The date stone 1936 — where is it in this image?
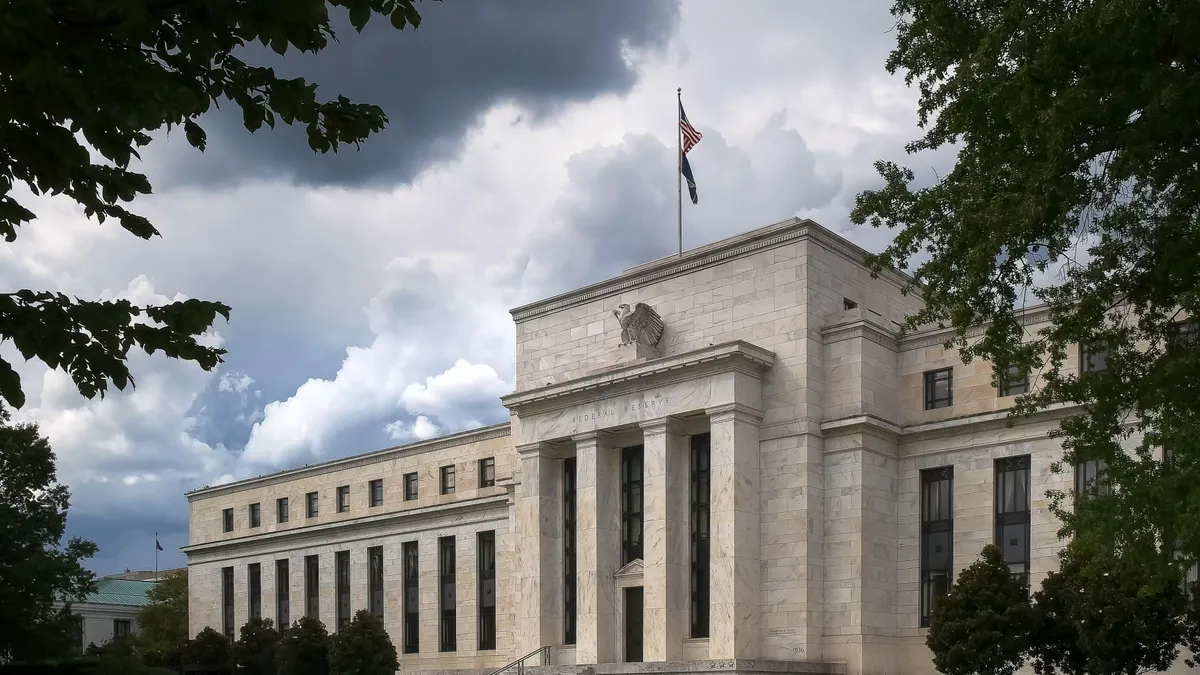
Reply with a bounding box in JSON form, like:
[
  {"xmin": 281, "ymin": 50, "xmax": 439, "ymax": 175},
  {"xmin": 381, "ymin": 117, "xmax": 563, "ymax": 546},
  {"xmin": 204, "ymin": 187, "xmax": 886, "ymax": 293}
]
[{"xmin": 612, "ymin": 302, "xmax": 665, "ymax": 349}]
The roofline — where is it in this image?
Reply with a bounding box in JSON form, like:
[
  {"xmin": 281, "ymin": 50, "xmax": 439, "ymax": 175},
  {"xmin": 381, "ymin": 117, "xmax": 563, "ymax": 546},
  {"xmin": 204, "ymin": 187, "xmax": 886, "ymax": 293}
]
[
  {"xmin": 507, "ymin": 217, "xmax": 911, "ymax": 323},
  {"xmin": 185, "ymin": 421, "xmax": 511, "ymax": 501}
]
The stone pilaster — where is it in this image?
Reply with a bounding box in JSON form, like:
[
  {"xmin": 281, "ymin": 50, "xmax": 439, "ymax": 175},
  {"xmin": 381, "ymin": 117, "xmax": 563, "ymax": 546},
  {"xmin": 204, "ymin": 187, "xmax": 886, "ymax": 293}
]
[
  {"xmin": 574, "ymin": 431, "xmax": 620, "ymax": 664},
  {"xmin": 516, "ymin": 442, "xmax": 564, "ymax": 653},
  {"xmin": 706, "ymin": 403, "xmax": 762, "ymax": 659},
  {"xmin": 640, "ymin": 416, "xmax": 690, "ymax": 662}
]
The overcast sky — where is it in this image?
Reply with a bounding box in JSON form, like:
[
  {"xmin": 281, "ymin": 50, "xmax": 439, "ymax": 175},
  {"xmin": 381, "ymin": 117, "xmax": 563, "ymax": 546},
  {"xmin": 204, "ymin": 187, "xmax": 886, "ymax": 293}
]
[{"xmin": 1, "ymin": 0, "xmax": 954, "ymax": 575}]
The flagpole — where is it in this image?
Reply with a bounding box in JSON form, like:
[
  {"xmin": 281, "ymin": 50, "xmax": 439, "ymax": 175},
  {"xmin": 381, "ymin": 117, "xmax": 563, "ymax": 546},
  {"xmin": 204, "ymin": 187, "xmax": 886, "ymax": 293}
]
[
  {"xmin": 154, "ymin": 532, "xmax": 158, "ymax": 582},
  {"xmin": 677, "ymin": 87, "xmax": 683, "ymax": 258}
]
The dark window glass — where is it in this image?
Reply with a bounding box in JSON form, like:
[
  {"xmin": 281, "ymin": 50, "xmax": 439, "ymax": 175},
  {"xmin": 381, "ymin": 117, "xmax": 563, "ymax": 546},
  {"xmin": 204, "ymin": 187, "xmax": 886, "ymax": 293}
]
[
  {"xmin": 306, "ymin": 492, "xmax": 319, "ymax": 518},
  {"xmin": 249, "ymin": 503, "xmax": 261, "ymax": 528},
  {"xmin": 621, "ymin": 445, "xmax": 645, "ymax": 565},
  {"xmin": 439, "ymin": 536, "xmax": 457, "ymax": 651},
  {"xmin": 223, "ymin": 508, "xmax": 234, "ymax": 533},
  {"xmin": 690, "ymin": 433, "xmax": 711, "ymax": 638},
  {"xmin": 563, "ymin": 458, "xmax": 577, "ymax": 645},
  {"xmin": 923, "ymin": 368, "xmax": 953, "ymax": 409},
  {"xmin": 336, "ymin": 550, "xmax": 350, "ymax": 630},
  {"xmin": 249, "ymin": 562, "xmax": 262, "ymax": 619},
  {"xmin": 276, "ymin": 559, "xmax": 290, "ymax": 629},
  {"xmin": 1081, "ymin": 344, "xmax": 1108, "ymax": 372},
  {"xmin": 113, "ymin": 619, "xmax": 131, "ymax": 639},
  {"xmin": 277, "ymin": 498, "xmax": 289, "ymax": 524},
  {"xmin": 479, "ymin": 458, "xmax": 496, "ymax": 488},
  {"xmin": 369, "ymin": 546, "xmax": 384, "ymax": 620},
  {"xmin": 304, "ymin": 555, "xmax": 319, "ymax": 619},
  {"xmin": 1075, "ymin": 458, "xmax": 1110, "ymax": 498},
  {"xmin": 478, "ymin": 531, "xmax": 496, "ymax": 650},
  {"xmin": 336, "ymin": 486, "xmax": 350, "ymax": 513},
  {"xmin": 843, "ymin": 297, "xmax": 858, "ymax": 310},
  {"xmin": 440, "ymin": 466, "xmax": 456, "ymax": 495},
  {"xmin": 222, "ymin": 566, "xmax": 235, "ymax": 640},
  {"xmin": 920, "ymin": 466, "xmax": 954, "ymax": 627},
  {"xmin": 1170, "ymin": 321, "xmax": 1200, "ymax": 350},
  {"xmin": 403, "ymin": 541, "xmax": 419, "ymax": 654},
  {"xmin": 995, "ymin": 456, "xmax": 1031, "ymax": 586},
  {"xmin": 1000, "ymin": 365, "xmax": 1029, "ymax": 397},
  {"xmin": 369, "ymin": 479, "xmax": 384, "ymax": 507},
  {"xmin": 404, "ymin": 472, "xmax": 419, "ymax": 501},
  {"xmin": 73, "ymin": 617, "xmax": 83, "ymax": 654}
]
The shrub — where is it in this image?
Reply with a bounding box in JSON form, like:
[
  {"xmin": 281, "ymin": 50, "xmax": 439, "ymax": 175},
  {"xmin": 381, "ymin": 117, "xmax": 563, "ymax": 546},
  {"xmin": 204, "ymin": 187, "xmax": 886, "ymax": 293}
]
[
  {"xmin": 276, "ymin": 617, "xmax": 330, "ymax": 675},
  {"xmin": 234, "ymin": 617, "xmax": 280, "ymax": 675},
  {"xmin": 328, "ymin": 610, "xmax": 397, "ymax": 675},
  {"xmin": 181, "ymin": 627, "xmax": 232, "ymax": 674}
]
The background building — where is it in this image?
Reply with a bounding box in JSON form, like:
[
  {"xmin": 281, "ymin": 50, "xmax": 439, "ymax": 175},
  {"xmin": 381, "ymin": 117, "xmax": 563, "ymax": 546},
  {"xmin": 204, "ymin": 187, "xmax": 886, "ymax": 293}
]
[
  {"xmin": 184, "ymin": 218, "xmax": 1194, "ymax": 675},
  {"xmin": 68, "ymin": 576, "xmax": 165, "ymax": 651}
]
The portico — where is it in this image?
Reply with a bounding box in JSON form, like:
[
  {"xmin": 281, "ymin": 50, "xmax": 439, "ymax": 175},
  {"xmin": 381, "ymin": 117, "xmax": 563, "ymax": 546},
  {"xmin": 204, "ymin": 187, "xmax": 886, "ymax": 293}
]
[{"xmin": 502, "ymin": 340, "xmax": 774, "ymax": 665}]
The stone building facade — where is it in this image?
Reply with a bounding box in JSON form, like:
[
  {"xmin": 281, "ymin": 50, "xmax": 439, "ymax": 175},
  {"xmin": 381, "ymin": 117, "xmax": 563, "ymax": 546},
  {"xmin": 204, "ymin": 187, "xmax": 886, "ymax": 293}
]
[{"xmin": 184, "ymin": 218, "xmax": 1194, "ymax": 675}]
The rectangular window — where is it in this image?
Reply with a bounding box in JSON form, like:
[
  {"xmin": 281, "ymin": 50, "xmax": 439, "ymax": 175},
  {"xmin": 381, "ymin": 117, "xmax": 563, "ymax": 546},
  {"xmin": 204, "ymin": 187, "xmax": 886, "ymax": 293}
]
[
  {"xmin": 113, "ymin": 619, "xmax": 131, "ymax": 639},
  {"xmin": 304, "ymin": 555, "xmax": 319, "ymax": 619},
  {"xmin": 336, "ymin": 550, "xmax": 350, "ymax": 630},
  {"xmin": 621, "ymin": 445, "xmax": 645, "ymax": 566},
  {"xmin": 920, "ymin": 466, "xmax": 954, "ymax": 627},
  {"xmin": 369, "ymin": 479, "xmax": 384, "ymax": 507},
  {"xmin": 336, "ymin": 486, "xmax": 350, "ymax": 513},
  {"xmin": 439, "ymin": 536, "xmax": 457, "ymax": 652},
  {"xmin": 249, "ymin": 503, "xmax": 261, "ymax": 528},
  {"xmin": 404, "ymin": 472, "xmax": 419, "ymax": 501},
  {"xmin": 222, "ymin": 566, "xmax": 235, "ymax": 640},
  {"xmin": 277, "ymin": 497, "xmax": 289, "ymax": 524},
  {"xmin": 478, "ymin": 458, "xmax": 496, "ymax": 488},
  {"xmin": 690, "ymin": 433, "xmax": 711, "ymax": 638},
  {"xmin": 440, "ymin": 465, "xmax": 456, "ymax": 495},
  {"xmin": 1081, "ymin": 344, "xmax": 1108, "ymax": 372},
  {"xmin": 306, "ymin": 491, "xmax": 319, "ymax": 518},
  {"xmin": 999, "ymin": 365, "xmax": 1029, "ymax": 397},
  {"xmin": 923, "ymin": 368, "xmax": 953, "ymax": 409},
  {"xmin": 477, "ymin": 531, "xmax": 496, "ymax": 650},
  {"xmin": 995, "ymin": 456, "xmax": 1031, "ymax": 584},
  {"xmin": 276, "ymin": 559, "xmax": 290, "ymax": 629},
  {"xmin": 563, "ymin": 457, "xmax": 577, "ymax": 645},
  {"xmin": 403, "ymin": 541, "xmax": 419, "ymax": 654},
  {"xmin": 223, "ymin": 508, "xmax": 234, "ymax": 533},
  {"xmin": 248, "ymin": 562, "xmax": 262, "ymax": 619},
  {"xmin": 1170, "ymin": 321, "xmax": 1200, "ymax": 350},
  {"xmin": 1075, "ymin": 458, "xmax": 1110, "ymax": 498},
  {"xmin": 369, "ymin": 546, "xmax": 384, "ymax": 620}
]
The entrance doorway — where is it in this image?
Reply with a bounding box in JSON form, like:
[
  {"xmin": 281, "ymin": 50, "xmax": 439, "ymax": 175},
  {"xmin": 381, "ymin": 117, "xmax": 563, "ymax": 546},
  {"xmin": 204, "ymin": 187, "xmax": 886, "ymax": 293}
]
[{"xmin": 624, "ymin": 586, "xmax": 643, "ymax": 662}]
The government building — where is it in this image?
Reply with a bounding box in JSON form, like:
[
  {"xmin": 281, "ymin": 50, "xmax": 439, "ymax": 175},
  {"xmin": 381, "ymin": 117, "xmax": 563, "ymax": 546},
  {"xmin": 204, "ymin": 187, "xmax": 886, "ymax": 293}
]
[{"xmin": 184, "ymin": 218, "xmax": 1194, "ymax": 675}]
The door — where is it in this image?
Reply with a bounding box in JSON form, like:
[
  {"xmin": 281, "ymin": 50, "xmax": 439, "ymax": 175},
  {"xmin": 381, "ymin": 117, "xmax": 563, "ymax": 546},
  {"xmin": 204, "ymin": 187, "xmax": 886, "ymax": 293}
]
[{"xmin": 624, "ymin": 586, "xmax": 644, "ymax": 662}]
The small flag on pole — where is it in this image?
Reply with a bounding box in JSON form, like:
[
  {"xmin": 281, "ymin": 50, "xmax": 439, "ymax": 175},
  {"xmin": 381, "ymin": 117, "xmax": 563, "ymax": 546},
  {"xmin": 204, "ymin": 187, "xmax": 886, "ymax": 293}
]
[
  {"xmin": 679, "ymin": 100, "xmax": 702, "ymax": 204},
  {"xmin": 155, "ymin": 537, "xmax": 163, "ymax": 552}
]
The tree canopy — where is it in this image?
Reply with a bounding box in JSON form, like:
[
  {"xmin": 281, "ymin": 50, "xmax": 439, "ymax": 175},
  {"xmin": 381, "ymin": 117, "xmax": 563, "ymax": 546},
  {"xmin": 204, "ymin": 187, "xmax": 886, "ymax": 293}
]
[
  {"xmin": 0, "ymin": 0, "xmax": 435, "ymax": 410},
  {"xmin": 328, "ymin": 610, "xmax": 397, "ymax": 675},
  {"xmin": 137, "ymin": 568, "xmax": 189, "ymax": 655},
  {"xmin": 0, "ymin": 404, "xmax": 97, "ymax": 662},
  {"xmin": 852, "ymin": 0, "xmax": 1200, "ymax": 585}
]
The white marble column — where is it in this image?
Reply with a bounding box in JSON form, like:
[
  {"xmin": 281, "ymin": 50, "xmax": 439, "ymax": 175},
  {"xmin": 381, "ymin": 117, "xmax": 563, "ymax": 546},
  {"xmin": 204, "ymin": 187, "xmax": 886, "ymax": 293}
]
[
  {"xmin": 516, "ymin": 442, "xmax": 564, "ymax": 653},
  {"xmin": 574, "ymin": 431, "xmax": 620, "ymax": 664},
  {"xmin": 707, "ymin": 403, "xmax": 762, "ymax": 659},
  {"xmin": 641, "ymin": 417, "xmax": 690, "ymax": 661}
]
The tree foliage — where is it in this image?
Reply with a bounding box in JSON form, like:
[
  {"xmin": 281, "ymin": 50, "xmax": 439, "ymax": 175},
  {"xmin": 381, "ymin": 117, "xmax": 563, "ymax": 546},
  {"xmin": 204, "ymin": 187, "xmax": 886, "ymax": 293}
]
[
  {"xmin": 929, "ymin": 544, "xmax": 1195, "ymax": 675},
  {"xmin": 277, "ymin": 616, "xmax": 330, "ymax": 675},
  {"xmin": 328, "ymin": 610, "xmax": 397, "ymax": 675},
  {"xmin": 182, "ymin": 626, "xmax": 233, "ymax": 671},
  {"xmin": 852, "ymin": 0, "xmax": 1200, "ymax": 586},
  {"xmin": 235, "ymin": 617, "xmax": 280, "ymax": 675},
  {"xmin": 0, "ymin": 0, "xmax": 436, "ymax": 410},
  {"xmin": 137, "ymin": 568, "xmax": 189, "ymax": 655},
  {"xmin": 0, "ymin": 404, "xmax": 97, "ymax": 662}
]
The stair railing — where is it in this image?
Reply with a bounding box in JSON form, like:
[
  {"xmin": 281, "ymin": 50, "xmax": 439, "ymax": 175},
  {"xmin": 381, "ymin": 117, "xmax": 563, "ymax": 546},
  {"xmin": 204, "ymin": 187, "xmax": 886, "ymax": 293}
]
[{"xmin": 487, "ymin": 645, "xmax": 552, "ymax": 675}]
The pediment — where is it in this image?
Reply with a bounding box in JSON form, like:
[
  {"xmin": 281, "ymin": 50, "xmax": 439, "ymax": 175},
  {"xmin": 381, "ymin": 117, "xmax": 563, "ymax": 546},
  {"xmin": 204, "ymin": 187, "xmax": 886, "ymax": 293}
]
[{"xmin": 613, "ymin": 558, "xmax": 644, "ymax": 584}]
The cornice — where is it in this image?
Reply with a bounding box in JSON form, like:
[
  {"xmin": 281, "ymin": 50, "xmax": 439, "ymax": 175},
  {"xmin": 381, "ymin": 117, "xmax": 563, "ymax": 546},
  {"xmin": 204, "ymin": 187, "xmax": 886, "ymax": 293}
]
[
  {"xmin": 899, "ymin": 304, "xmax": 1053, "ymax": 351},
  {"xmin": 705, "ymin": 402, "xmax": 766, "ymax": 425},
  {"xmin": 509, "ymin": 217, "xmax": 910, "ymax": 323},
  {"xmin": 820, "ymin": 414, "xmax": 903, "ymax": 441},
  {"xmin": 500, "ymin": 340, "xmax": 775, "ymax": 415},
  {"xmin": 900, "ymin": 402, "xmax": 1080, "ymax": 443},
  {"xmin": 822, "ymin": 311, "xmax": 901, "ymax": 351},
  {"xmin": 182, "ymin": 494, "xmax": 509, "ymax": 558},
  {"xmin": 185, "ymin": 423, "xmax": 511, "ymax": 501}
]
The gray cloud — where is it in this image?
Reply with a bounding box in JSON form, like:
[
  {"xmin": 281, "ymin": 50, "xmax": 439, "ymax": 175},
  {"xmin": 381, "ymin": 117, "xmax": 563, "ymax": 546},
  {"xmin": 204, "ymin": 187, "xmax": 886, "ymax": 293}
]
[{"xmin": 153, "ymin": 0, "xmax": 681, "ymax": 188}]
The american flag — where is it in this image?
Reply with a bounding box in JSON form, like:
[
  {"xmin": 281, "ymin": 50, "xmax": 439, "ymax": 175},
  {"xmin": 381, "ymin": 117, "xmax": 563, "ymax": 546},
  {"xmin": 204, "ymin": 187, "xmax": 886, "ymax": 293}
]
[{"xmin": 680, "ymin": 102, "xmax": 702, "ymax": 154}]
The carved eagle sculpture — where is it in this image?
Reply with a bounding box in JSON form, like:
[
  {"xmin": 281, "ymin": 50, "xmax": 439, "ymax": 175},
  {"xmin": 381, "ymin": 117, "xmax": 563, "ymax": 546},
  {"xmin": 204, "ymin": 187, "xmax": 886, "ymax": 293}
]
[{"xmin": 613, "ymin": 302, "xmax": 665, "ymax": 348}]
